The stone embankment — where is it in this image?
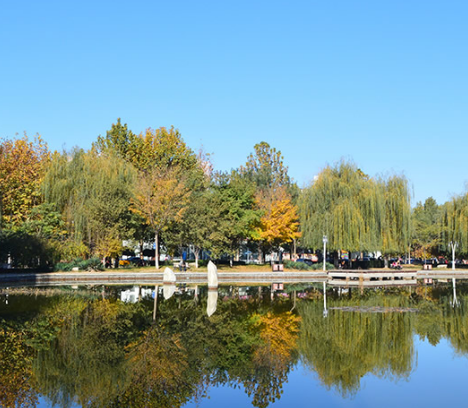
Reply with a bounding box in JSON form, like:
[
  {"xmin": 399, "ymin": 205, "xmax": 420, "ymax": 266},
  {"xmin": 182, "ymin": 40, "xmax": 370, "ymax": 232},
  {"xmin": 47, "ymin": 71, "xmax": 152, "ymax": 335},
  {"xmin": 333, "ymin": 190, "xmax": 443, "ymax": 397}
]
[{"xmin": 0, "ymin": 269, "xmax": 466, "ymax": 287}]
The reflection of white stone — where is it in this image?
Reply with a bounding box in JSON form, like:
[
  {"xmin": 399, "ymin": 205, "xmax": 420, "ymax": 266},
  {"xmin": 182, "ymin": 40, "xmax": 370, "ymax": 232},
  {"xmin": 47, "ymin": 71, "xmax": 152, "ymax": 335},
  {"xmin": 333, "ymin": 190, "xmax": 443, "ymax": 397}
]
[
  {"xmin": 163, "ymin": 284, "xmax": 176, "ymax": 300},
  {"xmin": 207, "ymin": 261, "xmax": 218, "ymax": 288},
  {"xmin": 207, "ymin": 289, "xmax": 218, "ymax": 317},
  {"xmin": 121, "ymin": 286, "xmax": 140, "ymax": 303}
]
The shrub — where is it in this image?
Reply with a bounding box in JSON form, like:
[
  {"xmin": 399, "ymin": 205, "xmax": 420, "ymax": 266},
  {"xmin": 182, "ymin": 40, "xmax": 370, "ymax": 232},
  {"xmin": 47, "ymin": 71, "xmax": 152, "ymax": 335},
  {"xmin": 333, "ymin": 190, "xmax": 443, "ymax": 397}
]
[
  {"xmin": 284, "ymin": 260, "xmax": 310, "ymax": 270},
  {"xmin": 54, "ymin": 257, "xmax": 104, "ymax": 272}
]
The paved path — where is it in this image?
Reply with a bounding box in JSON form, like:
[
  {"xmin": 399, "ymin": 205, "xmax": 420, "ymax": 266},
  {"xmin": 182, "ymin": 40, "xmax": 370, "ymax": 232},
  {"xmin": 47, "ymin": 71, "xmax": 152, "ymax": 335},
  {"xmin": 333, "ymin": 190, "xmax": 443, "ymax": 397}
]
[
  {"xmin": 0, "ymin": 271, "xmax": 328, "ymax": 286},
  {"xmin": 1, "ymin": 269, "xmax": 467, "ymax": 287}
]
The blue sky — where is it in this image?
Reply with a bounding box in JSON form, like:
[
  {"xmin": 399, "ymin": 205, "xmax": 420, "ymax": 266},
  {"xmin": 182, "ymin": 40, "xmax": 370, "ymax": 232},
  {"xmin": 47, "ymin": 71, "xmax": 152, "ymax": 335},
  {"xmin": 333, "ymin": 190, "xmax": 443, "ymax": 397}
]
[{"xmin": 1, "ymin": 0, "xmax": 467, "ymax": 205}]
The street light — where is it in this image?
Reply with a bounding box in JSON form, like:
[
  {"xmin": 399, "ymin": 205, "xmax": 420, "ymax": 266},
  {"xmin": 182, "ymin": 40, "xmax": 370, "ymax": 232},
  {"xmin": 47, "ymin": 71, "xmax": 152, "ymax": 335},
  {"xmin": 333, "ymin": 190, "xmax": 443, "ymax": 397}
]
[
  {"xmin": 449, "ymin": 241, "xmax": 458, "ymax": 271},
  {"xmin": 323, "ymin": 235, "xmax": 328, "ymax": 272}
]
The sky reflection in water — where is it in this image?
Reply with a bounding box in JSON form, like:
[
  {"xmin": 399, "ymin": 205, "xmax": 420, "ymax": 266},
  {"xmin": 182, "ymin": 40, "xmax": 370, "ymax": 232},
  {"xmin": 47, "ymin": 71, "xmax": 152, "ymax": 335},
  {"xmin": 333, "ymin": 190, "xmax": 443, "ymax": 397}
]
[{"xmin": 184, "ymin": 337, "xmax": 468, "ymax": 408}]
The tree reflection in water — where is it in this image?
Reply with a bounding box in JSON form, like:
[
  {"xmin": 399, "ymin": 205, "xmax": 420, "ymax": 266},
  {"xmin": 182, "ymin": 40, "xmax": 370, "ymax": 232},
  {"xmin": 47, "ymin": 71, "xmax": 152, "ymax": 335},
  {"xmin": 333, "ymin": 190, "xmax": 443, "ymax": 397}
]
[{"xmin": 1, "ymin": 283, "xmax": 468, "ymax": 407}]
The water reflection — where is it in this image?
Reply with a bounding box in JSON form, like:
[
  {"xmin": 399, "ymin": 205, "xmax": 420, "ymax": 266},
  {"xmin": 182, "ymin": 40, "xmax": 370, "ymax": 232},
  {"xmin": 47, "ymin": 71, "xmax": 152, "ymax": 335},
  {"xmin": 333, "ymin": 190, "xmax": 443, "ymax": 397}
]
[{"xmin": 1, "ymin": 282, "xmax": 468, "ymax": 407}]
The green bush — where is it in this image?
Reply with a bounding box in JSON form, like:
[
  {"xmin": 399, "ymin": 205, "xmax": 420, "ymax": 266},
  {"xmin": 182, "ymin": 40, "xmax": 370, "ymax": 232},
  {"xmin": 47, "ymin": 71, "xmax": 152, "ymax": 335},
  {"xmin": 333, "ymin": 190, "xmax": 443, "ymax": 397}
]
[
  {"xmin": 311, "ymin": 262, "xmax": 334, "ymax": 271},
  {"xmin": 284, "ymin": 260, "xmax": 309, "ymax": 270},
  {"xmin": 284, "ymin": 260, "xmax": 335, "ymax": 271},
  {"xmin": 54, "ymin": 257, "xmax": 104, "ymax": 272}
]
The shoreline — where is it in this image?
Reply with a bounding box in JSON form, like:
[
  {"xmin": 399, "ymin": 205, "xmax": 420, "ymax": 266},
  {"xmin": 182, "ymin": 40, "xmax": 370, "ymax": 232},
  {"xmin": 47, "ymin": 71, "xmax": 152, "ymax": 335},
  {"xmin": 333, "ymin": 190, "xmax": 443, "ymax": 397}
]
[{"xmin": 1, "ymin": 269, "xmax": 467, "ymax": 286}]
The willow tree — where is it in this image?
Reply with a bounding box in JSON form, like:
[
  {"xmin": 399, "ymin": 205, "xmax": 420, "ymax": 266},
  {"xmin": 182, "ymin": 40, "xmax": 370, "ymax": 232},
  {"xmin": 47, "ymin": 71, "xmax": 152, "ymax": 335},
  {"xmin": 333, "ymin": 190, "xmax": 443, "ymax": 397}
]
[
  {"xmin": 441, "ymin": 192, "xmax": 468, "ymax": 255},
  {"xmin": 299, "ymin": 161, "xmax": 411, "ymax": 257},
  {"xmin": 379, "ymin": 174, "xmax": 412, "ymax": 257},
  {"xmin": 42, "ymin": 148, "xmax": 135, "ymax": 261},
  {"xmin": 299, "ymin": 161, "xmax": 383, "ymax": 252}
]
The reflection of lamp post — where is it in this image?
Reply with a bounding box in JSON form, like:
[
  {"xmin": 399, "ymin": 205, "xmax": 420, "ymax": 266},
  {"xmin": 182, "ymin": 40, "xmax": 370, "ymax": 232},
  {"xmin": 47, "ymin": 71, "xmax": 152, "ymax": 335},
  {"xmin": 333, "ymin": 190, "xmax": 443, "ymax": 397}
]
[
  {"xmin": 323, "ymin": 281, "xmax": 328, "ymax": 318},
  {"xmin": 452, "ymin": 278, "xmax": 459, "ymax": 307},
  {"xmin": 323, "ymin": 235, "xmax": 328, "ymax": 272},
  {"xmin": 449, "ymin": 241, "xmax": 458, "ymax": 271}
]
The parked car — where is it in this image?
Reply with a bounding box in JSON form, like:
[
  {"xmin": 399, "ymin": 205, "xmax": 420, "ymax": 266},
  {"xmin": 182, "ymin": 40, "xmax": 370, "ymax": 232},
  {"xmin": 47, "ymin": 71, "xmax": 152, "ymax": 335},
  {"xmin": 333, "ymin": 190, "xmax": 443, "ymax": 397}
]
[{"xmin": 128, "ymin": 257, "xmax": 145, "ymax": 266}]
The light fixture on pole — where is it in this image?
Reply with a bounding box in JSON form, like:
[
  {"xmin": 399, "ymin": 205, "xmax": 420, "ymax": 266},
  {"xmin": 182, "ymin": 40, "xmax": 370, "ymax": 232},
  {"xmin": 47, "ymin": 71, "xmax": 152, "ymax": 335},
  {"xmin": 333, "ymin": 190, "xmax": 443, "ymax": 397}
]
[
  {"xmin": 323, "ymin": 235, "xmax": 328, "ymax": 272},
  {"xmin": 449, "ymin": 241, "xmax": 458, "ymax": 271}
]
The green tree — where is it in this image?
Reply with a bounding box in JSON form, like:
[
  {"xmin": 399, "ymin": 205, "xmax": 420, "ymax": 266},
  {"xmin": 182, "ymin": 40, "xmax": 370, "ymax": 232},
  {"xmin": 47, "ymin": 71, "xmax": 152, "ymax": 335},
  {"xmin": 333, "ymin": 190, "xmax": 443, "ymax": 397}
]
[
  {"xmin": 441, "ymin": 192, "xmax": 468, "ymax": 255},
  {"xmin": 42, "ymin": 149, "xmax": 135, "ymax": 262},
  {"xmin": 299, "ymin": 160, "xmax": 411, "ymax": 257},
  {"xmin": 209, "ymin": 172, "xmax": 260, "ymax": 262},
  {"xmin": 299, "ymin": 160, "xmax": 383, "ymax": 251},
  {"xmin": 412, "ymin": 197, "xmax": 442, "ymax": 260},
  {"xmin": 240, "ymin": 141, "xmax": 291, "ymax": 193}
]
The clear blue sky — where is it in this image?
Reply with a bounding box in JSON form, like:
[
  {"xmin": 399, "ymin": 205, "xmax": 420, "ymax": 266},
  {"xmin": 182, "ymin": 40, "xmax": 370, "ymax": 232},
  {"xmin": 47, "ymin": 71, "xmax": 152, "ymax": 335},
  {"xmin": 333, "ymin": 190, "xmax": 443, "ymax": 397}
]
[{"xmin": 1, "ymin": 0, "xmax": 467, "ymax": 205}]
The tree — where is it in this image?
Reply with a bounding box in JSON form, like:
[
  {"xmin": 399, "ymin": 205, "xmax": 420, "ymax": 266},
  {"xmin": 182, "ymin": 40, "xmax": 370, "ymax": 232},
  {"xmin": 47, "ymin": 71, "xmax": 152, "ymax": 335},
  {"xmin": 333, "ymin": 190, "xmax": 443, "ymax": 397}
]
[
  {"xmin": 131, "ymin": 167, "xmax": 190, "ymax": 269},
  {"xmin": 42, "ymin": 149, "xmax": 135, "ymax": 262},
  {"xmin": 412, "ymin": 197, "xmax": 442, "ymax": 260},
  {"xmin": 94, "ymin": 118, "xmax": 140, "ymax": 163},
  {"xmin": 299, "ymin": 160, "xmax": 383, "ymax": 251},
  {"xmin": 0, "ymin": 134, "xmax": 50, "ymax": 228},
  {"xmin": 379, "ymin": 174, "xmax": 412, "ymax": 257},
  {"xmin": 209, "ymin": 172, "xmax": 260, "ymax": 262},
  {"xmin": 441, "ymin": 192, "xmax": 468, "ymax": 255},
  {"xmin": 299, "ymin": 160, "xmax": 411, "ymax": 257},
  {"xmin": 240, "ymin": 141, "xmax": 291, "ymax": 193},
  {"xmin": 255, "ymin": 186, "xmax": 301, "ymax": 259},
  {"xmin": 240, "ymin": 142, "xmax": 297, "ymax": 262}
]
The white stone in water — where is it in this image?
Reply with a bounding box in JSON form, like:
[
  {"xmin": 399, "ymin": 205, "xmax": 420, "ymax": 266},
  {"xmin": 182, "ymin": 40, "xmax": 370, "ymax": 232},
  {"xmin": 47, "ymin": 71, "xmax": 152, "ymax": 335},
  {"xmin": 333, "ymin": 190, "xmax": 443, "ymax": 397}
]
[
  {"xmin": 207, "ymin": 261, "xmax": 218, "ymax": 288},
  {"xmin": 163, "ymin": 267, "xmax": 176, "ymax": 283}
]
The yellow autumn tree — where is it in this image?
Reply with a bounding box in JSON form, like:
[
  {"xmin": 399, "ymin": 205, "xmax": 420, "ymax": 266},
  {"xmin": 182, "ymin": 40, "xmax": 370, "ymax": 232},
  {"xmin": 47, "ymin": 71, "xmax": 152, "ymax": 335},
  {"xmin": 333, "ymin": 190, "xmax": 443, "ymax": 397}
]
[
  {"xmin": 255, "ymin": 187, "xmax": 301, "ymax": 258},
  {"xmin": 131, "ymin": 166, "xmax": 190, "ymax": 269},
  {"xmin": 0, "ymin": 134, "xmax": 49, "ymax": 227}
]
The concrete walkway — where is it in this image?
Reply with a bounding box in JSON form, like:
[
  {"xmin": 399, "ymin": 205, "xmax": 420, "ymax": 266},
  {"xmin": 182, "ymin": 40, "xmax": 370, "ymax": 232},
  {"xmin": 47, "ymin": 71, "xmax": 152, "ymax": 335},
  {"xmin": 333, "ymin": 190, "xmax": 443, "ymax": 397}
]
[
  {"xmin": 0, "ymin": 270, "xmax": 328, "ymax": 286},
  {"xmin": 1, "ymin": 269, "xmax": 467, "ymax": 287}
]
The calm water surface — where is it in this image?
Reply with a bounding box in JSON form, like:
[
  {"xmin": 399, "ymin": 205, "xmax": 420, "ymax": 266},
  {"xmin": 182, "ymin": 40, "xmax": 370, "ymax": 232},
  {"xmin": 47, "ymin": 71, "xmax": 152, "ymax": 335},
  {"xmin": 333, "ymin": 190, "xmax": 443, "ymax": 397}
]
[{"xmin": 1, "ymin": 282, "xmax": 467, "ymax": 408}]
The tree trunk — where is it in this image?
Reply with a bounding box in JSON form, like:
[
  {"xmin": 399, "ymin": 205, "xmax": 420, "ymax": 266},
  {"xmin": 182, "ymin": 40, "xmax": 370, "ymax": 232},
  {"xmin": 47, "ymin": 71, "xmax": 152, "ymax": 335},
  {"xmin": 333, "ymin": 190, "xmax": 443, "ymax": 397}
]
[
  {"xmin": 155, "ymin": 231, "xmax": 160, "ymax": 270},
  {"xmin": 194, "ymin": 247, "xmax": 200, "ymax": 269}
]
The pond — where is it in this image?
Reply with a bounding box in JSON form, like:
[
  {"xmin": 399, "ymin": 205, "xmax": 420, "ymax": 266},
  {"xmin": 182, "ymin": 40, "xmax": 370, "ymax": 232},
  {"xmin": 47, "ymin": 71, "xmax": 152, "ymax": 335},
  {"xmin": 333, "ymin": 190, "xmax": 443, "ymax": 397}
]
[{"xmin": 0, "ymin": 281, "xmax": 467, "ymax": 408}]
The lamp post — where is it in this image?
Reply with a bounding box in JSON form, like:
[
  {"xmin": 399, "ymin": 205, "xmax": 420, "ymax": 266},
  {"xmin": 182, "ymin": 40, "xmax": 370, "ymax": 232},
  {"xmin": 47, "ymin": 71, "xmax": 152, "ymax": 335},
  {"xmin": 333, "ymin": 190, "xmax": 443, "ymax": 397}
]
[
  {"xmin": 323, "ymin": 235, "xmax": 328, "ymax": 272},
  {"xmin": 449, "ymin": 241, "xmax": 458, "ymax": 271}
]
